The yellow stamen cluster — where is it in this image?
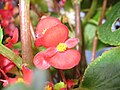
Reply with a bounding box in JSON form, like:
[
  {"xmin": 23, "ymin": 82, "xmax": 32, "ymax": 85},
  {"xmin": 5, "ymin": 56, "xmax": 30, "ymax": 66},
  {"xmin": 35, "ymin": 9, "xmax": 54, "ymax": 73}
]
[
  {"xmin": 57, "ymin": 43, "xmax": 67, "ymax": 52},
  {"xmin": 44, "ymin": 85, "xmax": 52, "ymax": 90},
  {"xmin": 16, "ymin": 78, "xmax": 25, "ymax": 83}
]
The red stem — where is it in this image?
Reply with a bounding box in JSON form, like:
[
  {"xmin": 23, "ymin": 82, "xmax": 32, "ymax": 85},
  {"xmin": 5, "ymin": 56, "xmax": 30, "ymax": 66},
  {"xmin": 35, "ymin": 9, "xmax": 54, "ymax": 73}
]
[
  {"xmin": 91, "ymin": 0, "xmax": 107, "ymax": 61},
  {"xmin": 74, "ymin": 0, "xmax": 87, "ymax": 76},
  {"xmin": 59, "ymin": 70, "xmax": 66, "ymax": 83},
  {"xmin": 19, "ymin": 0, "xmax": 33, "ymax": 66}
]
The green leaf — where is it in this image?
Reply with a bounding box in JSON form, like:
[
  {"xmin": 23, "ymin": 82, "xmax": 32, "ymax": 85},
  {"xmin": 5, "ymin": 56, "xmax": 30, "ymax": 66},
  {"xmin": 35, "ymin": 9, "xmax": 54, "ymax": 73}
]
[
  {"xmin": 30, "ymin": 10, "xmax": 39, "ymax": 26},
  {"xmin": 54, "ymin": 81, "xmax": 66, "ymax": 90},
  {"xmin": 84, "ymin": 24, "xmax": 96, "ymax": 50},
  {"xmin": 31, "ymin": 0, "xmax": 48, "ymax": 12},
  {"xmin": 0, "ymin": 43, "xmax": 22, "ymax": 69},
  {"xmin": 84, "ymin": 24, "xmax": 106, "ymax": 50},
  {"xmin": 80, "ymin": 47, "xmax": 120, "ymax": 90},
  {"xmin": 64, "ymin": 0, "xmax": 73, "ymax": 11},
  {"xmin": 0, "ymin": 26, "xmax": 3, "ymax": 43},
  {"xmin": 2, "ymin": 83, "xmax": 29, "ymax": 90},
  {"xmin": 98, "ymin": 1, "xmax": 120, "ymax": 46}
]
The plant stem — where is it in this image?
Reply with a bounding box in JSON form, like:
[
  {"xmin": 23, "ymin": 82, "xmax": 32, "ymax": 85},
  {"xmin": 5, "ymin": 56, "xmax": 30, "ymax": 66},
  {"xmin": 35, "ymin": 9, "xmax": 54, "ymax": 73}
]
[
  {"xmin": 30, "ymin": 21, "xmax": 36, "ymax": 41},
  {"xmin": 91, "ymin": 0, "xmax": 107, "ymax": 61},
  {"xmin": 74, "ymin": 0, "xmax": 87, "ymax": 76},
  {"xmin": 53, "ymin": 0, "xmax": 60, "ymax": 15},
  {"xmin": 19, "ymin": 0, "xmax": 34, "ymax": 66},
  {"xmin": 59, "ymin": 70, "xmax": 66, "ymax": 83},
  {"xmin": 0, "ymin": 44, "xmax": 22, "ymax": 69},
  {"xmin": 84, "ymin": 0, "xmax": 98, "ymax": 23}
]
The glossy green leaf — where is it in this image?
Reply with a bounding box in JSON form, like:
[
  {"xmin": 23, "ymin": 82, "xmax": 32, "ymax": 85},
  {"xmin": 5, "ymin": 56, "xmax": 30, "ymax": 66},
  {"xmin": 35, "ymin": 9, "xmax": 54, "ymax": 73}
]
[
  {"xmin": 0, "ymin": 26, "xmax": 3, "ymax": 43},
  {"xmin": 80, "ymin": 47, "xmax": 120, "ymax": 90},
  {"xmin": 98, "ymin": 1, "xmax": 120, "ymax": 46},
  {"xmin": 2, "ymin": 83, "xmax": 29, "ymax": 90}
]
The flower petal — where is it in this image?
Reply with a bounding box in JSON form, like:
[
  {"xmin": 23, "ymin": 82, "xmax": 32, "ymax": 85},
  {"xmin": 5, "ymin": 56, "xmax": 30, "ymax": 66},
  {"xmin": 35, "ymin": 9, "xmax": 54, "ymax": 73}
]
[
  {"xmin": 42, "ymin": 24, "xmax": 69, "ymax": 47},
  {"xmin": 36, "ymin": 16, "xmax": 62, "ymax": 37},
  {"xmin": 22, "ymin": 65, "xmax": 32, "ymax": 84},
  {"xmin": 34, "ymin": 37, "xmax": 43, "ymax": 47},
  {"xmin": 33, "ymin": 52, "xmax": 51, "ymax": 70},
  {"xmin": 5, "ymin": 27, "xmax": 18, "ymax": 48},
  {"xmin": 48, "ymin": 50, "xmax": 81, "ymax": 69},
  {"xmin": 65, "ymin": 38, "xmax": 79, "ymax": 48},
  {"xmin": 45, "ymin": 47, "xmax": 57, "ymax": 57},
  {"xmin": 10, "ymin": 28, "xmax": 18, "ymax": 44},
  {"xmin": 0, "ymin": 54, "xmax": 15, "ymax": 72},
  {"xmin": 1, "ymin": 78, "xmax": 17, "ymax": 87}
]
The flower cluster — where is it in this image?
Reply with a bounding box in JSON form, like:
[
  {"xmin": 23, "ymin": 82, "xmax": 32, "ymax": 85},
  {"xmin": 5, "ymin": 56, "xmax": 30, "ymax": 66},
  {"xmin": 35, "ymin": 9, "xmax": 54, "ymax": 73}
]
[
  {"xmin": 0, "ymin": 65, "xmax": 32, "ymax": 87},
  {"xmin": 0, "ymin": 0, "xmax": 19, "ymax": 76},
  {"xmin": 0, "ymin": 0, "xmax": 18, "ymax": 36},
  {"xmin": 34, "ymin": 16, "xmax": 81, "ymax": 70}
]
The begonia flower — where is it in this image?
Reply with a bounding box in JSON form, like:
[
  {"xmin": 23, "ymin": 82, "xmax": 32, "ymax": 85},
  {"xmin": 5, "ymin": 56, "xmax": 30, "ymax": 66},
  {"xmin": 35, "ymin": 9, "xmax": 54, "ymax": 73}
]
[
  {"xmin": 34, "ymin": 38, "xmax": 81, "ymax": 69},
  {"xmin": 0, "ymin": 65, "xmax": 32, "ymax": 87},
  {"xmin": 34, "ymin": 16, "xmax": 69, "ymax": 48},
  {"xmin": 5, "ymin": 27, "xmax": 18, "ymax": 48},
  {"xmin": 0, "ymin": 54, "xmax": 15, "ymax": 73},
  {"xmin": 36, "ymin": 16, "xmax": 62, "ymax": 37},
  {"xmin": 44, "ymin": 82, "xmax": 53, "ymax": 90}
]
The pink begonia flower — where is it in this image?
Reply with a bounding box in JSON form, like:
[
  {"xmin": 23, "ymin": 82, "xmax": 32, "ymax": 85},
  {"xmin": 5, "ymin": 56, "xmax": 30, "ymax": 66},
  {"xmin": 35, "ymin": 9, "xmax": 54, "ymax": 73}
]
[
  {"xmin": 34, "ymin": 38, "xmax": 81, "ymax": 69},
  {"xmin": 34, "ymin": 16, "xmax": 69, "ymax": 48},
  {"xmin": 5, "ymin": 27, "xmax": 18, "ymax": 48},
  {"xmin": 0, "ymin": 54, "xmax": 15, "ymax": 73},
  {"xmin": 0, "ymin": 65, "xmax": 32, "ymax": 87}
]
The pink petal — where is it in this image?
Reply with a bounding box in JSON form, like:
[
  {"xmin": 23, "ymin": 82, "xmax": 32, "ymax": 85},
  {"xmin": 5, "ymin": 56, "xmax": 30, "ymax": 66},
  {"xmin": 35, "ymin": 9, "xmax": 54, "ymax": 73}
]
[
  {"xmin": 48, "ymin": 50, "xmax": 81, "ymax": 69},
  {"xmin": 5, "ymin": 28, "xmax": 18, "ymax": 48},
  {"xmin": 42, "ymin": 24, "xmax": 69, "ymax": 47},
  {"xmin": 10, "ymin": 28, "xmax": 18, "ymax": 44},
  {"xmin": 0, "ymin": 54, "xmax": 15, "ymax": 73},
  {"xmin": 65, "ymin": 38, "xmax": 79, "ymax": 48},
  {"xmin": 1, "ymin": 78, "xmax": 17, "ymax": 87},
  {"xmin": 45, "ymin": 47, "xmax": 57, "ymax": 57},
  {"xmin": 34, "ymin": 37, "xmax": 43, "ymax": 47},
  {"xmin": 33, "ymin": 52, "xmax": 51, "ymax": 70},
  {"xmin": 0, "ymin": 79, "xmax": 8, "ymax": 87},
  {"xmin": 8, "ymin": 78, "xmax": 17, "ymax": 85},
  {"xmin": 22, "ymin": 65, "xmax": 32, "ymax": 84},
  {"xmin": 36, "ymin": 16, "xmax": 62, "ymax": 37}
]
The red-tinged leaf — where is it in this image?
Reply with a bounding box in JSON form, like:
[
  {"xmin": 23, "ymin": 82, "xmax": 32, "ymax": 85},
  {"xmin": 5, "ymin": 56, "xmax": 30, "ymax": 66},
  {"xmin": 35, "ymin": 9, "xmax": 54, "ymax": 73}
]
[
  {"xmin": 36, "ymin": 16, "xmax": 62, "ymax": 37},
  {"xmin": 33, "ymin": 52, "xmax": 51, "ymax": 70},
  {"xmin": 65, "ymin": 38, "xmax": 79, "ymax": 48},
  {"xmin": 48, "ymin": 50, "xmax": 81, "ymax": 69},
  {"xmin": 42, "ymin": 24, "xmax": 69, "ymax": 48}
]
